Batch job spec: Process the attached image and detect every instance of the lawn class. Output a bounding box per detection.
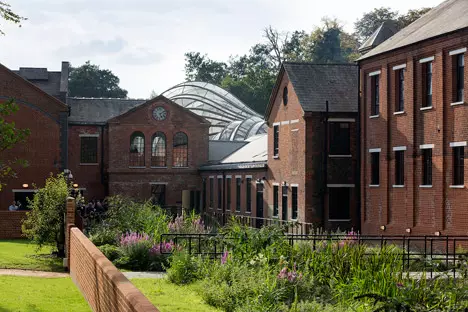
[131,278,220,312]
[0,276,90,312]
[0,239,63,272]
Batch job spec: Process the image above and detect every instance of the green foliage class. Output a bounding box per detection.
[0,1,26,35]
[116,236,153,271]
[0,99,30,190]
[167,250,201,285]
[22,174,69,253]
[69,61,128,98]
[98,244,121,262]
[88,227,119,246]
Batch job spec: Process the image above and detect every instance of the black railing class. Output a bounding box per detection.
[158,232,468,279]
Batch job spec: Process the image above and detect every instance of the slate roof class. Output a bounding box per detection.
[13,68,64,100]
[359,0,468,60]
[281,63,358,113]
[358,21,398,54]
[68,97,145,125]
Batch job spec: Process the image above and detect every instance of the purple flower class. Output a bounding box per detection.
[221,250,229,264]
[277,267,288,279]
[150,240,176,255]
[119,232,149,247]
[397,282,404,288]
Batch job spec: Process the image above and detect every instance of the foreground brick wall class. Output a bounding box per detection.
[0,211,27,238]
[69,227,158,312]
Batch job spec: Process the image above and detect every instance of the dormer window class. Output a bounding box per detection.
[283,87,288,105]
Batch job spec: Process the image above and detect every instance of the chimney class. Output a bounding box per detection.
[60,61,70,103]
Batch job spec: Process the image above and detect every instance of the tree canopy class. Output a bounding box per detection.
[69,61,128,98]
[0,1,26,35]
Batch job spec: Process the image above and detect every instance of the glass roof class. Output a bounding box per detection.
[162,82,267,141]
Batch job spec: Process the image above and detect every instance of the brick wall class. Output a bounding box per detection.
[0,211,27,238]
[360,28,468,235]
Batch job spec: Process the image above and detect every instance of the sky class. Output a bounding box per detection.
[0,0,443,99]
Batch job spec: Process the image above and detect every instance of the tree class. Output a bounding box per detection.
[0,99,30,191]
[22,174,72,256]
[0,1,26,35]
[397,8,432,29]
[184,52,227,85]
[69,61,128,98]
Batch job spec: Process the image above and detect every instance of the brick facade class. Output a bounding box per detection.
[0,211,27,238]
[0,64,68,211]
[359,28,468,235]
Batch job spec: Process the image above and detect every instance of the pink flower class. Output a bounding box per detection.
[119,232,149,247]
[221,250,229,264]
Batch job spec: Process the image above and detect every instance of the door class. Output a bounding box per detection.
[150,184,166,207]
[282,185,288,221]
[256,183,264,228]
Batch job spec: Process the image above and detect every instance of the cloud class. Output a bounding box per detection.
[55,36,127,57]
[117,48,164,66]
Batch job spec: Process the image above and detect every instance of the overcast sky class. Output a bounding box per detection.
[1,0,442,99]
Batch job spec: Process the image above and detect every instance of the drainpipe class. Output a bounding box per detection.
[322,100,329,229]
[100,125,107,197]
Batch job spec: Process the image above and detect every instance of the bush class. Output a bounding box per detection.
[88,227,119,246]
[98,244,121,261]
[167,250,201,284]
[117,232,152,271]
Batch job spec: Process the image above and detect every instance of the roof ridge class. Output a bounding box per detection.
[67,97,146,100]
[283,62,357,66]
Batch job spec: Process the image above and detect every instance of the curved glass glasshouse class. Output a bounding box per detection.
[161,82,267,141]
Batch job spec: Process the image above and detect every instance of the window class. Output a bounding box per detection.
[273,185,279,217]
[209,178,214,208]
[282,185,288,221]
[217,178,222,209]
[453,146,464,185]
[151,132,166,167]
[422,149,432,186]
[455,54,465,102]
[80,136,98,164]
[329,122,350,155]
[397,69,405,112]
[226,177,231,211]
[371,152,380,185]
[291,186,298,220]
[129,132,145,167]
[328,188,350,220]
[423,62,433,108]
[150,184,166,206]
[173,132,188,167]
[273,125,279,157]
[283,86,288,105]
[395,150,405,186]
[246,177,252,213]
[371,75,380,115]
[202,179,207,210]
[236,177,241,212]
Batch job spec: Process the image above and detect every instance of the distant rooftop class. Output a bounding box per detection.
[358,21,398,54]
[359,0,468,60]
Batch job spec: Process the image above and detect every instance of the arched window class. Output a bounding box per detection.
[129,132,145,167]
[173,132,188,167]
[151,132,166,167]
[283,86,288,105]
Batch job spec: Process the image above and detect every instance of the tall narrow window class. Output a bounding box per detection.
[371,75,380,115]
[80,136,98,164]
[173,132,188,167]
[226,177,232,211]
[397,69,405,112]
[217,177,222,210]
[291,186,298,220]
[273,185,279,217]
[273,125,279,157]
[129,132,145,167]
[423,62,433,108]
[422,148,432,186]
[329,188,350,220]
[202,179,207,210]
[453,146,464,186]
[283,87,288,105]
[246,177,252,213]
[329,122,350,155]
[456,54,465,102]
[236,177,241,212]
[282,185,288,221]
[151,132,166,167]
[209,178,214,208]
[395,150,405,186]
[371,152,380,185]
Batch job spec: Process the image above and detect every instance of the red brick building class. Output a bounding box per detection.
[359,0,468,235]
[265,63,359,230]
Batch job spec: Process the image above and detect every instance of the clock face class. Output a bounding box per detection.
[152,107,167,121]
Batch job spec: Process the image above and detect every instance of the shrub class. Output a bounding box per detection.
[98,244,121,261]
[117,232,152,270]
[88,227,119,246]
[167,250,201,284]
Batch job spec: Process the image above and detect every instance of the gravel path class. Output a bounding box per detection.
[123,271,166,279]
[0,269,68,278]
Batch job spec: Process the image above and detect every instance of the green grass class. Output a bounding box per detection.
[0,276,90,312]
[0,239,63,272]
[131,278,220,312]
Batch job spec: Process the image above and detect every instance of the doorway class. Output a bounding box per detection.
[255,182,264,228]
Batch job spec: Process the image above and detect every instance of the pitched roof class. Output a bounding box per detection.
[358,21,398,54]
[359,0,468,60]
[280,63,358,113]
[68,97,145,125]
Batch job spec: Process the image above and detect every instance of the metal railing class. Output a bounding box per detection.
[158,232,468,279]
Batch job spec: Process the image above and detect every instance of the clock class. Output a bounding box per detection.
[152,107,167,121]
